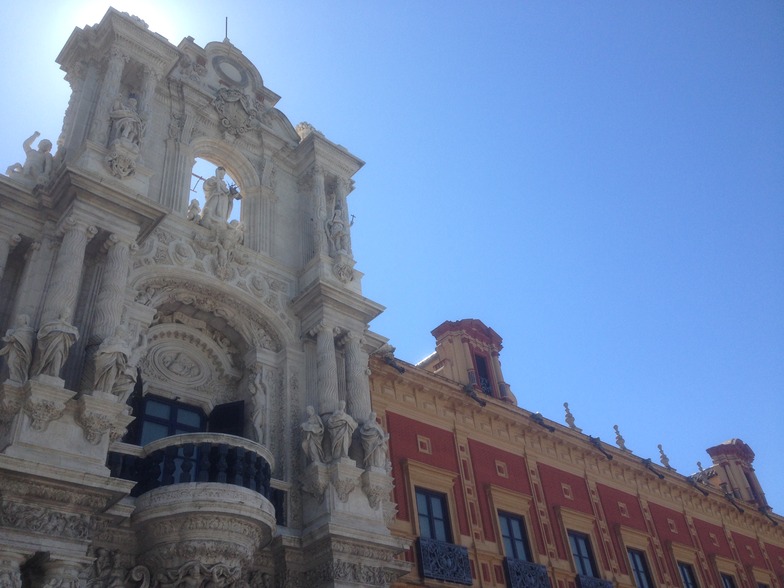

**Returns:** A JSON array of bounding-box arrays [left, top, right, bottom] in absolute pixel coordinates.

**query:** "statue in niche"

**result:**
[[0, 314, 35, 384], [31, 309, 79, 379], [360, 411, 389, 470], [249, 362, 266, 443], [6, 131, 53, 185], [327, 204, 351, 255], [200, 166, 240, 226], [109, 96, 143, 147], [93, 325, 132, 396], [326, 400, 357, 461], [300, 405, 325, 465]]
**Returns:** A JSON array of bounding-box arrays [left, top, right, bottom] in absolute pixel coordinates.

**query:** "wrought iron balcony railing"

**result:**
[[575, 574, 614, 588], [416, 537, 472, 585], [108, 433, 273, 498], [504, 558, 551, 588]]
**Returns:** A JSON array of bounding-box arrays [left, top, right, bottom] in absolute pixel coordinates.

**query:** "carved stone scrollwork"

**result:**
[[155, 561, 242, 588], [332, 260, 354, 284], [212, 87, 261, 136], [0, 385, 24, 423], [76, 402, 113, 445], [25, 397, 66, 431], [0, 499, 91, 540], [360, 469, 393, 510]]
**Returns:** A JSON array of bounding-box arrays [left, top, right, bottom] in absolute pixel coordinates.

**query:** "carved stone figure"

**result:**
[[31, 310, 79, 379], [360, 411, 389, 470], [200, 167, 240, 225], [0, 314, 35, 384], [249, 362, 266, 443], [327, 205, 349, 254], [301, 405, 325, 464], [326, 400, 357, 461], [110, 96, 143, 147], [6, 131, 53, 184], [87, 548, 125, 588], [93, 325, 132, 395]]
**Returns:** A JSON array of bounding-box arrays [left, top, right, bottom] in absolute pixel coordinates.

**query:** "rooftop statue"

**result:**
[[200, 167, 241, 225], [6, 131, 53, 185]]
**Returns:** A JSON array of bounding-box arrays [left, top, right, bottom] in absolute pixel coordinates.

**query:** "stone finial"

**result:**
[[614, 424, 630, 451], [658, 444, 674, 470], [697, 461, 704, 473], [563, 402, 582, 432]]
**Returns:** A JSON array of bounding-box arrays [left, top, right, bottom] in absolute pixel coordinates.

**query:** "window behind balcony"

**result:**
[[499, 511, 532, 561], [568, 531, 598, 578], [627, 548, 654, 588], [416, 487, 452, 542], [678, 562, 699, 588], [136, 395, 205, 445]]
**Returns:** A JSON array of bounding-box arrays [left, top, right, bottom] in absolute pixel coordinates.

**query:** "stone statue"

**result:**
[[249, 363, 266, 443], [31, 310, 79, 379], [7, 131, 53, 184], [0, 314, 35, 384], [326, 400, 357, 461], [93, 325, 132, 395], [360, 411, 389, 470], [327, 205, 349, 254], [300, 405, 325, 464], [87, 548, 125, 588], [109, 96, 143, 147], [200, 166, 240, 224]]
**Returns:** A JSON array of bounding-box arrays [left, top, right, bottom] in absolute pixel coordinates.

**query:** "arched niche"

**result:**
[[189, 136, 261, 195]]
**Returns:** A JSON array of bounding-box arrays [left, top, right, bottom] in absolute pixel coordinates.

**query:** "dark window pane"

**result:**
[[628, 549, 654, 588], [499, 511, 531, 561], [415, 488, 452, 543], [678, 562, 698, 588], [568, 531, 596, 578], [177, 408, 202, 428], [721, 575, 737, 588], [140, 422, 169, 445], [145, 400, 170, 419]]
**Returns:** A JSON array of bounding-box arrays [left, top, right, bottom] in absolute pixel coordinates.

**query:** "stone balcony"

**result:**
[[108, 433, 276, 576]]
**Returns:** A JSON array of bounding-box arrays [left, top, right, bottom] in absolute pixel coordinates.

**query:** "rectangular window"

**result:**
[[721, 574, 737, 588], [677, 562, 699, 588], [627, 549, 654, 588], [474, 354, 494, 395], [416, 487, 452, 542], [499, 512, 532, 561], [138, 395, 205, 445], [568, 531, 598, 578]]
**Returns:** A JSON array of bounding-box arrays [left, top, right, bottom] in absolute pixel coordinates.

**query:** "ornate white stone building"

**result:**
[[0, 9, 406, 587]]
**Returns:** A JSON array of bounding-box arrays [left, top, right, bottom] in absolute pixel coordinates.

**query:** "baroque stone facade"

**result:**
[[0, 9, 405, 588]]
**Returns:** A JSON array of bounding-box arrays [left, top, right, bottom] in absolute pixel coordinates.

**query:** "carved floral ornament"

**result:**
[[212, 87, 263, 136]]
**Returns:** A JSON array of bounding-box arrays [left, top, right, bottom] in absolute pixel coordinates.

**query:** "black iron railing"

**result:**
[[576, 574, 614, 588], [416, 537, 472, 585], [108, 433, 272, 498], [504, 559, 551, 588]]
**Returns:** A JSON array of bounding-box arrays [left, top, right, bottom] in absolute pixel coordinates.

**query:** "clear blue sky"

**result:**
[[3, 2, 782, 509]]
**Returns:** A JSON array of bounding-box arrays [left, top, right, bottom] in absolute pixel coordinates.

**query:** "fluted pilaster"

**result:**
[[314, 322, 339, 414], [91, 234, 132, 343], [88, 47, 126, 145]]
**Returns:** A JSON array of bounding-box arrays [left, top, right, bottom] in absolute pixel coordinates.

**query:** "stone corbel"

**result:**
[[302, 462, 329, 503], [0, 383, 25, 423], [22, 380, 76, 432], [76, 395, 134, 446], [329, 458, 361, 503], [360, 469, 393, 510]]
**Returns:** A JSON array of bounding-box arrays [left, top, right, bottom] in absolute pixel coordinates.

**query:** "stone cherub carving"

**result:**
[[300, 405, 325, 465], [6, 131, 53, 185], [326, 400, 357, 461], [0, 314, 35, 384], [360, 411, 389, 470], [93, 325, 132, 396], [200, 166, 240, 225], [249, 362, 266, 443], [31, 309, 79, 379]]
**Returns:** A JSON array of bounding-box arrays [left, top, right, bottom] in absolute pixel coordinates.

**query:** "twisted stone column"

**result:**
[[41, 216, 97, 324], [91, 234, 132, 343], [314, 322, 339, 415], [344, 331, 371, 422]]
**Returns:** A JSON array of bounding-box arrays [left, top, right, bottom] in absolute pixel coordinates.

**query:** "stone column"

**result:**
[[334, 176, 353, 257], [462, 339, 476, 385], [91, 234, 132, 343], [0, 233, 21, 282], [311, 165, 328, 257], [8, 233, 53, 326], [41, 216, 97, 324], [140, 66, 158, 114], [88, 47, 126, 145], [344, 331, 371, 423], [314, 322, 339, 415]]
